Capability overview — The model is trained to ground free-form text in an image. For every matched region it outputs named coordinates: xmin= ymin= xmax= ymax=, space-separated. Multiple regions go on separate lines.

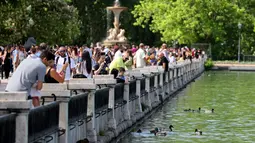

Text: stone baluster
xmin=94 ymin=75 xmax=118 ymax=131
xmin=145 ymin=74 xmax=152 ymax=110
xmin=67 ymin=79 xmax=97 ymax=143
xmin=123 ymin=83 xmax=130 ymax=120
xmin=158 ymin=68 xmax=165 ymax=101
xmin=154 ymin=74 xmax=160 ymax=102
xmin=136 ymin=79 xmax=143 ymax=112
xmin=40 ymin=83 xmax=70 ymax=143
xmin=169 ymin=68 xmax=174 ymax=92
xmin=0 ymin=92 xmax=32 ymax=143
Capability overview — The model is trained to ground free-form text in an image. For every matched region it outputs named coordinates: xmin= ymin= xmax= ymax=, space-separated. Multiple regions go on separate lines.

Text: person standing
xmin=55 ymin=47 xmax=76 ymax=82
xmin=76 ymin=51 xmax=92 ymax=78
xmin=5 ymin=50 xmax=55 ymax=107
xmin=2 ymin=46 xmax=11 ymax=79
xmin=158 ymin=52 xmax=169 ymax=72
xmin=134 ymin=43 xmax=147 ymax=68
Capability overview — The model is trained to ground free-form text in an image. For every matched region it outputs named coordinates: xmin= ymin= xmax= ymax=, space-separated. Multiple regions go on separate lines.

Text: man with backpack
xmin=55 ymin=47 xmax=76 ymax=82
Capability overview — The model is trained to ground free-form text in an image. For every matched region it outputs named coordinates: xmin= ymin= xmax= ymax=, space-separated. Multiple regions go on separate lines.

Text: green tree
xmin=132 ymin=0 xmax=255 ymax=58
xmin=0 ymin=0 xmax=80 ymax=45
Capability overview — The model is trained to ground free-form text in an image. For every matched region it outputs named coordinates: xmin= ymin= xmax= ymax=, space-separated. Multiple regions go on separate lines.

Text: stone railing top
xmin=41 ymin=83 xmax=70 ymax=97
xmin=0 ymin=92 xmax=27 ymax=101
xmin=68 ymin=78 xmax=97 ymax=90
xmin=0 ymin=92 xmax=32 ymax=110
xmin=94 ymin=75 xmax=116 ymax=85
xmin=126 ymin=70 xmax=143 ymax=78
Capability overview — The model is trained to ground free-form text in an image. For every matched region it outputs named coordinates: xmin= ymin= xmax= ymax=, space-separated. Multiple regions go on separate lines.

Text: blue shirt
xmin=35 ymin=51 xmax=41 ymax=57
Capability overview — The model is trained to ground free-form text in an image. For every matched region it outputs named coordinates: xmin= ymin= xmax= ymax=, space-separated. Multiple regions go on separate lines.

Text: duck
xmin=195 ymin=129 xmax=202 ymax=135
xmin=150 ymin=127 xmax=159 ymax=134
xmin=198 ymin=107 xmax=214 ymax=113
xmin=137 ymin=129 xmax=142 ymax=133
xmin=155 ymin=130 xmax=167 ymax=136
xmin=205 ymin=108 xmax=214 ymax=113
xmin=184 ymin=108 xmax=191 ymax=112
xmin=169 ymin=125 xmax=174 ymax=131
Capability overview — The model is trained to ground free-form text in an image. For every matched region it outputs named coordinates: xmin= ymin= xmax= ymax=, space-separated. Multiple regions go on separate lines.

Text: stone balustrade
xmin=0 ymin=58 xmax=205 ymax=143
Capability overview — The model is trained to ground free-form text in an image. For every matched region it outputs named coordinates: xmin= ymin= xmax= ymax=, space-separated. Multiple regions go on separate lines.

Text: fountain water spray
xmin=114 ymin=0 xmax=120 ymax=7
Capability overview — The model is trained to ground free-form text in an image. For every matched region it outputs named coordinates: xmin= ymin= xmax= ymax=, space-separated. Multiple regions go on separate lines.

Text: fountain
xmin=103 ymin=0 xmax=128 ymax=46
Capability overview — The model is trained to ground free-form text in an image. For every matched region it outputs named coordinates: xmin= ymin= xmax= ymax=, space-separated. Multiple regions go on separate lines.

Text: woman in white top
xmin=76 ymin=51 xmax=92 ymax=78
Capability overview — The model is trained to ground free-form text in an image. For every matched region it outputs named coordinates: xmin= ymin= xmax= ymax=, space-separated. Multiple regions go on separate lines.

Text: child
xmin=117 ymin=67 xmax=126 ymax=81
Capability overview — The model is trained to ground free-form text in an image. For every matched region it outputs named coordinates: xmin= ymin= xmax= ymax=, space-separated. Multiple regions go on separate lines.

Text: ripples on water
xmin=120 ymin=71 xmax=255 ymax=143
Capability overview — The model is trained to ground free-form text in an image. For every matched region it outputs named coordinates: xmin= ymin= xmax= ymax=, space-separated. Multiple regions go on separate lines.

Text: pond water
xmin=120 ymin=71 xmax=255 ymax=143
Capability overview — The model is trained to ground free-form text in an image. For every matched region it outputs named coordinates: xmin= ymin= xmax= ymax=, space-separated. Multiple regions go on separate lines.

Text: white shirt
xmin=12 ymin=50 xmax=26 ymax=63
xmin=114 ymin=50 xmax=122 ymax=59
xmin=55 ymin=56 xmax=75 ymax=81
xmin=169 ymin=56 xmax=176 ymax=63
xmin=77 ymin=61 xmax=92 ymax=78
xmin=27 ymin=54 xmax=38 ymax=59
xmin=162 ymin=49 xmax=169 ymax=61
xmin=135 ymin=48 xmax=146 ymax=68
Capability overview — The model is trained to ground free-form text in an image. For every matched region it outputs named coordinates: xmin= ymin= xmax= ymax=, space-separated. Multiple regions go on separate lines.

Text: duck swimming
xmin=150 ymin=127 xmax=159 ymax=134
xmin=198 ymin=107 xmax=214 ymax=113
xmin=150 ymin=125 xmax=174 ymax=136
xmin=169 ymin=125 xmax=174 ymax=131
xmin=137 ymin=129 xmax=142 ymax=133
xmin=195 ymin=129 xmax=202 ymax=135
xmin=184 ymin=108 xmax=191 ymax=112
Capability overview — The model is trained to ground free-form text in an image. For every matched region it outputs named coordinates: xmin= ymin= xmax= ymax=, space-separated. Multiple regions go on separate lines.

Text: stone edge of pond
xmin=96 ymin=72 xmax=204 ymax=143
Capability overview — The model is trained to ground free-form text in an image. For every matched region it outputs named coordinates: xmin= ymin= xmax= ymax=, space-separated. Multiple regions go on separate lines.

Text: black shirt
xmin=44 ymin=68 xmax=59 ymax=83
xmin=93 ymin=63 xmax=108 ymax=75
xmin=158 ymin=56 xmax=169 ymax=72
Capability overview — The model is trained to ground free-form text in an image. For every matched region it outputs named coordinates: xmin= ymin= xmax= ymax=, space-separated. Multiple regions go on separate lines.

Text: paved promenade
xmin=0 ymin=79 xmax=8 ymax=91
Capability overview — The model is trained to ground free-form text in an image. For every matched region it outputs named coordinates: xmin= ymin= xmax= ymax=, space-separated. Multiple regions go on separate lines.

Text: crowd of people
xmin=2 ymin=42 xmax=204 ymax=107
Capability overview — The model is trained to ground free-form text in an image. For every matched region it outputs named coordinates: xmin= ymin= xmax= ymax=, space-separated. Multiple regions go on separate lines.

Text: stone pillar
xmin=159 ymin=72 xmax=164 ymax=101
xmin=165 ymin=71 xmax=170 ymax=96
xmin=0 ymin=92 xmax=32 ymax=143
xmin=154 ymin=74 xmax=160 ymax=102
xmin=184 ymin=65 xmax=187 ymax=84
xmin=123 ymin=83 xmax=131 ymax=120
xmin=180 ymin=66 xmax=184 ymax=86
xmin=136 ymin=80 xmax=143 ymax=112
xmin=86 ymin=90 xmax=97 ymax=143
xmin=145 ymin=77 xmax=152 ymax=109
xmin=108 ymin=87 xmax=117 ymax=130
xmin=170 ymin=70 xmax=174 ymax=92
xmin=58 ymin=97 xmax=71 ymax=143
xmin=174 ymin=68 xmax=177 ymax=89
xmin=177 ymin=67 xmax=181 ymax=88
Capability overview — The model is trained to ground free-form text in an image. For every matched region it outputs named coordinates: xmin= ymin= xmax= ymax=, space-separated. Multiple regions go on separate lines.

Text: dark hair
xmin=82 ymin=51 xmax=92 ymax=74
xmin=40 ymin=50 xmax=55 ymax=61
xmin=111 ymin=68 xmax=119 ymax=78
xmin=30 ymin=46 xmax=36 ymax=54
xmin=119 ymin=67 xmax=125 ymax=72
xmin=72 ymin=47 xmax=78 ymax=56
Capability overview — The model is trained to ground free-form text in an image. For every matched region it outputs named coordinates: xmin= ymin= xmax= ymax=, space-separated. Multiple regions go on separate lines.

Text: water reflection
xmin=120 ymin=71 xmax=255 ymax=143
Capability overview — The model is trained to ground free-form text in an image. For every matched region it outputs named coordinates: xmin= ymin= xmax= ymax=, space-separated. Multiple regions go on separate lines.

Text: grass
xmin=213 ymin=61 xmax=255 ymax=64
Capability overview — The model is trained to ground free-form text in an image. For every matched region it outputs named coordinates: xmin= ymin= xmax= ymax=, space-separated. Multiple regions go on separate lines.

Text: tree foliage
xmin=132 ymin=0 xmax=255 ymax=57
xmin=0 ymin=0 xmax=80 ymax=45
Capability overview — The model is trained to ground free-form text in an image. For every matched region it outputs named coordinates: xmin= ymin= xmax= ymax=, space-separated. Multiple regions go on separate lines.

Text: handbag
xmin=73 ymin=62 xmax=87 ymax=78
